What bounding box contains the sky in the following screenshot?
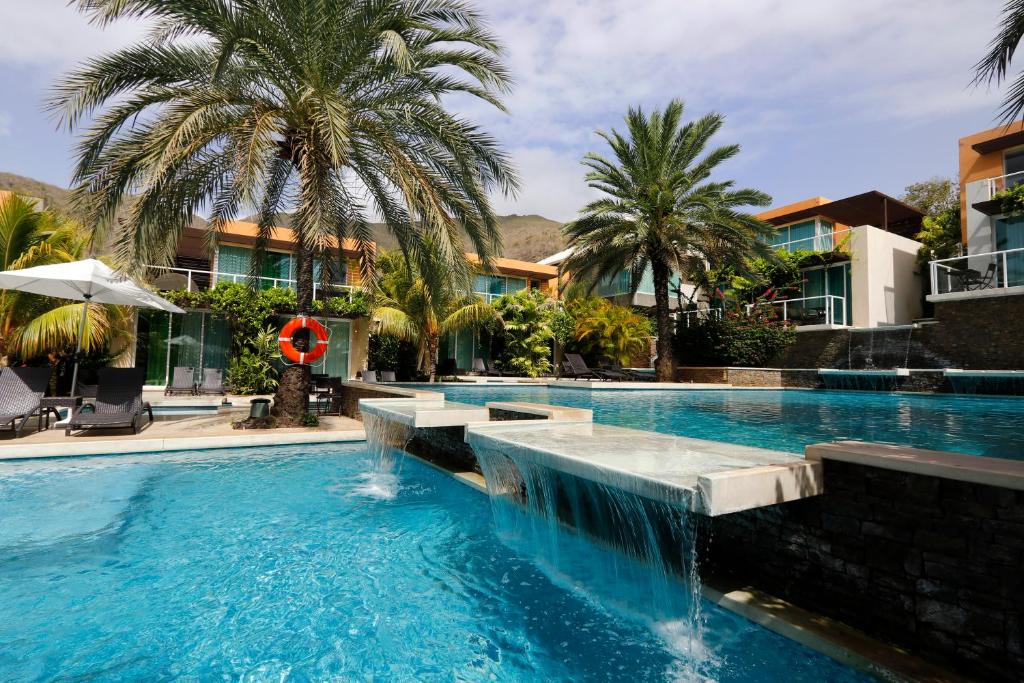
[0,0,1012,222]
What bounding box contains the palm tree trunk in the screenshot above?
[427,334,439,382]
[651,260,675,382]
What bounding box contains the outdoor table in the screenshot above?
[39,395,83,430]
[949,267,981,291]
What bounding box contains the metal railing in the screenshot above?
[767,228,850,254]
[144,265,360,300]
[745,294,848,327]
[677,308,723,328]
[929,247,1024,295]
[982,170,1024,200]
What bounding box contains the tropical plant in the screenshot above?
[0,193,128,361]
[674,306,795,368]
[974,0,1024,121]
[572,298,651,367]
[371,250,501,381]
[227,325,281,394]
[52,0,517,420]
[561,100,774,381]
[491,288,555,377]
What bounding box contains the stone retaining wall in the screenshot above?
[702,459,1024,681]
[675,367,820,388]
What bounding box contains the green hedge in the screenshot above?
[674,309,795,367]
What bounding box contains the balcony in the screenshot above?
[677,308,722,328]
[145,265,360,300]
[927,247,1024,301]
[745,294,849,329]
[968,171,1024,216]
[768,228,851,254]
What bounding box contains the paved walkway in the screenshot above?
[0,414,365,459]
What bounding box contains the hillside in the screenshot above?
[0,172,566,262]
[241,212,566,262]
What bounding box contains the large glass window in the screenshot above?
[322,320,351,378]
[770,219,836,253]
[995,216,1024,286]
[216,245,296,289]
[473,274,528,301]
[136,311,230,386]
[1004,148,1024,187]
[794,262,850,325]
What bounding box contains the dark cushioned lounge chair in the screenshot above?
[0,368,45,437]
[66,368,153,436]
[565,353,628,380]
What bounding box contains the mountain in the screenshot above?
[0,172,72,213]
[239,212,567,262]
[1,172,566,262]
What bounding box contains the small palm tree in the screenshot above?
[974,0,1024,121]
[573,298,651,368]
[492,288,555,377]
[51,0,517,420]
[0,194,127,361]
[371,251,500,381]
[562,100,774,382]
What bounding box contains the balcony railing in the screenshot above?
[145,265,360,300]
[677,308,722,328]
[767,228,850,254]
[745,294,848,327]
[981,170,1024,200]
[929,247,1024,296]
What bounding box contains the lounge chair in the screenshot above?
[483,359,506,377]
[0,368,44,437]
[197,368,225,395]
[12,367,53,394]
[565,353,627,380]
[471,357,487,375]
[165,366,196,396]
[379,370,397,382]
[603,360,655,382]
[66,368,153,436]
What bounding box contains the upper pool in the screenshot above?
[0,443,866,681]
[404,384,1024,459]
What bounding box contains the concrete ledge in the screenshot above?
[697,461,824,516]
[342,381,443,401]
[485,401,593,422]
[547,379,729,390]
[927,285,1024,303]
[358,399,488,428]
[806,440,1024,490]
[0,430,366,460]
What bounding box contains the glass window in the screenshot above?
[505,277,527,294]
[323,320,351,378]
[136,310,170,385]
[1005,149,1024,187]
[787,221,815,251]
[216,245,251,284]
[995,216,1024,286]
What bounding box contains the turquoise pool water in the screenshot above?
[0,444,866,681]
[407,385,1024,459]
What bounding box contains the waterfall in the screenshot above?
[471,440,709,671]
[358,410,414,499]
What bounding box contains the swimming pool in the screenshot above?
[0,443,866,681]
[406,384,1024,459]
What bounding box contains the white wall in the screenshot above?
[849,225,923,328]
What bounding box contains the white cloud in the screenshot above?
[489,146,600,221]
[1,0,145,66]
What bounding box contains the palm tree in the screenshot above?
[0,193,127,362]
[51,0,517,420]
[561,100,774,382]
[975,0,1024,121]
[371,251,500,381]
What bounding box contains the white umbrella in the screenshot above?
[0,258,185,392]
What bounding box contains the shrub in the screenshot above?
[573,298,651,367]
[674,308,795,367]
[491,289,555,377]
[227,326,281,394]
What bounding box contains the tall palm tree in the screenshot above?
[51,0,517,420]
[561,100,774,382]
[371,250,500,381]
[0,194,127,361]
[975,0,1024,122]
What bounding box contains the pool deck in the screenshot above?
[0,413,364,460]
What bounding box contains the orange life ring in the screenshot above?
[279,316,329,364]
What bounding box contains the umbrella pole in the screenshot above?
[70,297,90,395]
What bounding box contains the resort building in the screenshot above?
[754,191,924,329]
[932,122,1024,301]
[135,220,559,383]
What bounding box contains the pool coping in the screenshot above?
[0,430,366,460]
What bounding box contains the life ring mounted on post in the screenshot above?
[279,316,329,364]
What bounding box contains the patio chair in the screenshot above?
[314,377,343,415]
[379,370,397,382]
[483,359,507,377]
[66,368,153,436]
[0,368,45,437]
[165,366,196,396]
[602,360,655,382]
[12,367,53,394]
[361,370,378,383]
[197,368,225,395]
[967,263,997,290]
[471,357,487,375]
